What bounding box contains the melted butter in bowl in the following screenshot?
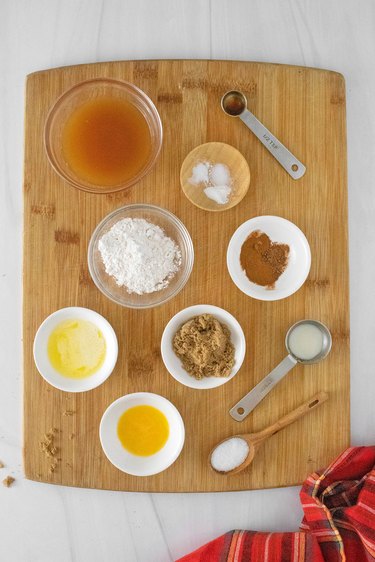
[33,307,118,392]
[47,318,106,379]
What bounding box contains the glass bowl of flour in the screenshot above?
[88,204,194,308]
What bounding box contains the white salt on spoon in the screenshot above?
[210,392,328,475]
[210,437,250,473]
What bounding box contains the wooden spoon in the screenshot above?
[180,142,250,212]
[210,392,328,475]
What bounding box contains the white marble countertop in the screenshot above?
[1,1,375,560]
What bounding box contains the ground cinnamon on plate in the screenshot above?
[240,230,289,289]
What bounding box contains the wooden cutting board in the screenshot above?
[23,60,349,492]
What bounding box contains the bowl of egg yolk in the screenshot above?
[33,307,118,392]
[99,393,185,476]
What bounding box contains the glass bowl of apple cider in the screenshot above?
[44,78,163,193]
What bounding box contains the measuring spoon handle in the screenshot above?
[255,392,329,441]
[239,109,306,180]
[229,354,297,421]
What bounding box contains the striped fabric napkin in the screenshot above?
[178,447,375,561]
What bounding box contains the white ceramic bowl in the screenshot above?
[227,216,311,301]
[161,304,246,389]
[33,307,118,392]
[99,393,185,476]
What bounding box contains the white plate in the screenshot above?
[33,307,118,392]
[99,393,185,476]
[227,216,311,301]
[161,304,246,389]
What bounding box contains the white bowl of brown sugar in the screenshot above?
[161,305,246,389]
[227,216,311,301]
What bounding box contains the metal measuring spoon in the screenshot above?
[221,90,306,180]
[229,320,332,421]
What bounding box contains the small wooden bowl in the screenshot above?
[180,142,250,212]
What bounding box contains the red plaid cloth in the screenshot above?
[178,447,375,562]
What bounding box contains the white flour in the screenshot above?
[98,218,182,295]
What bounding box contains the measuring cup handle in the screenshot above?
[239,110,306,180]
[229,355,297,421]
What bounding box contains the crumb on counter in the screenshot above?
[2,476,15,488]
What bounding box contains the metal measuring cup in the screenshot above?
[229,320,332,421]
[221,90,306,180]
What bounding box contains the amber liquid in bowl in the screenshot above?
[62,96,152,187]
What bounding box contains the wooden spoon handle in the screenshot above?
[255,392,328,442]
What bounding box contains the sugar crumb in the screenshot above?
[62,410,75,417]
[39,428,61,473]
[48,459,58,474]
[2,476,15,487]
[39,432,58,458]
